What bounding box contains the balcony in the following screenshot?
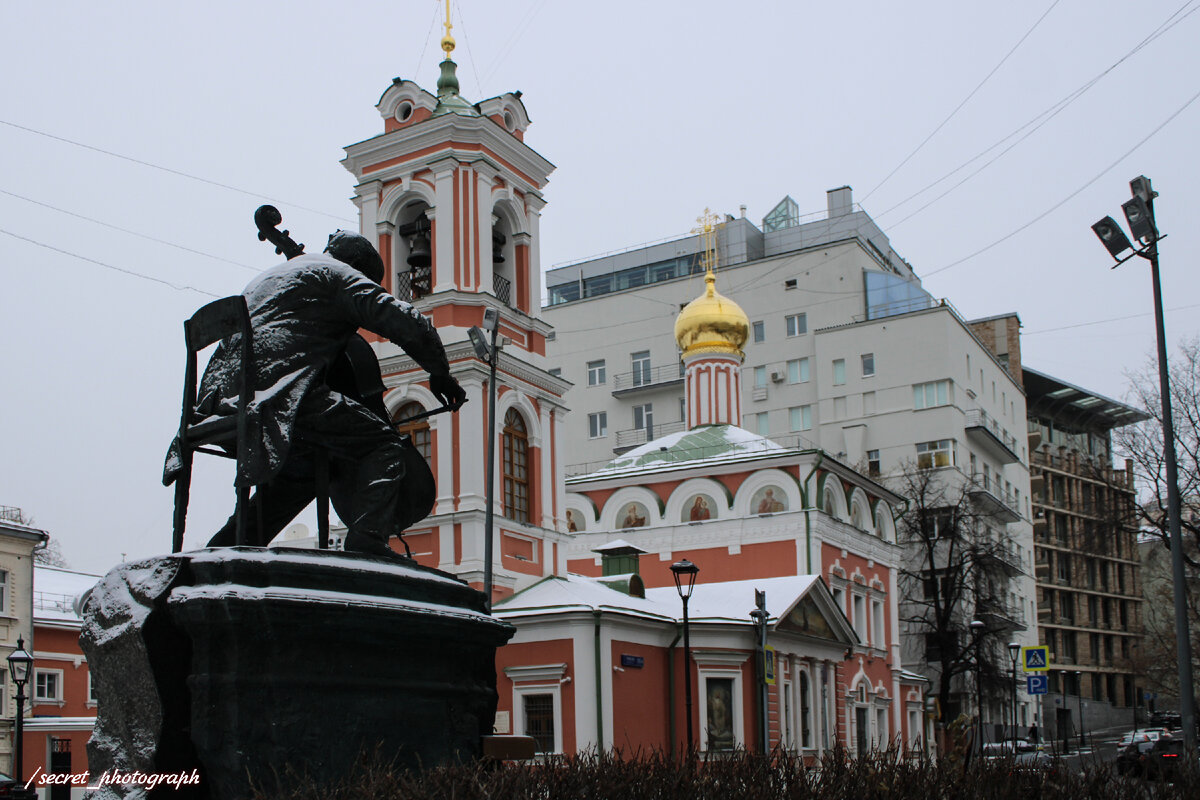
[976,599,1027,632]
[964,409,1020,464]
[976,541,1023,576]
[613,419,686,451]
[612,363,684,396]
[967,475,1021,523]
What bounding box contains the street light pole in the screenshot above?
[1074,670,1085,751]
[7,637,33,787]
[469,309,501,611]
[1093,177,1195,749]
[970,619,985,759]
[1008,643,1020,755]
[671,559,700,754]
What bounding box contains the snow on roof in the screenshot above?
[644,575,820,623]
[571,424,789,481]
[34,565,102,624]
[495,572,822,627]
[493,574,675,622]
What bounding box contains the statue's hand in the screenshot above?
[431,374,467,411]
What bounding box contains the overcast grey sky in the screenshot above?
[2,1,1197,572]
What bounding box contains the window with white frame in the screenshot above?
[506,665,566,754]
[876,707,889,747]
[831,585,845,613]
[0,669,6,716]
[789,405,812,432]
[782,681,794,749]
[872,599,885,648]
[785,313,807,337]
[908,707,924,751]
[752,321,765,343]
[631,351,652,387]
[916,439,954,470]
[913,380,952,409]
[522,692,557,753]
[586,359,606,386]
[756,412,769,436]
[832,359,846,386]
[799,669,813,748]
[852,594,867,642]
[699,664,746,752]
[587,412,607,439]
[88,670,97,705]
[0,569,8,613]
[867,449,880,476]
[754,366,768,387]
[787,357,809,384]
[633,404,653,435]
[861,353,875,377]
[35,669,62,703]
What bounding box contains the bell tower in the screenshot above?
[340,5,567,602]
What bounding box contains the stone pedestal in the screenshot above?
[80,548,513,799]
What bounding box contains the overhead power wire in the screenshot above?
[482,0,551,85]
[412,0,443,81]
[875,0,1199,227]
[0,119,354,224]
[1024,302,1200,335]
[861,0,1062,202]
[0,227,218,298]
[923,84,1200,279]
[454,0,485,98]
[0,188,260,273]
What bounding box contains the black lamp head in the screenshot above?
[1092,216,1133,259]
[1122,196,1158,244]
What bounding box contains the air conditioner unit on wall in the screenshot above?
[770,371,784,383]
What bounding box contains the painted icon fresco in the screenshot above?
[566,509,585,532]
[617,501,650,529]
[682,493,716,523]
[752,485,787,514]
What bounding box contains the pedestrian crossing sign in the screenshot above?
[1022,646,1049,671]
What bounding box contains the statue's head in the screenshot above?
[324,230,385,284]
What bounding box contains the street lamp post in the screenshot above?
[970,619,986,758]
[7,637,33,786]
[671,559,699,753]
[1080,671,1089,753]
[468,308,501,611]
[1007,642,1021,756]
[1093,176,1196,749]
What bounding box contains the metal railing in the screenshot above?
[612,363,684,392]
[394,267,432,302]
[964,408,1020,458]
[494,273,512,305]
[614,420,686,449]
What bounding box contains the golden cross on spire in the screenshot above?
[691,208,723,278]
[441,0,456,59]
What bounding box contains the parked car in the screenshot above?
[1144,736,1188,781]
[0,771,29,798]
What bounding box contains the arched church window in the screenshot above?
[503,409,530,523]
[392,402,432,465]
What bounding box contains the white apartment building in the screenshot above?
[543,187,1040,731]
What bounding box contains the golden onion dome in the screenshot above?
[674,270,750,360]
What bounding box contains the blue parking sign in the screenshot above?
[1027,674,1048,695]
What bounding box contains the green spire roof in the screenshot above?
[433,58,479,117]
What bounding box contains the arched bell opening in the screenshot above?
[491,213,516,307]
[393,201,433,301]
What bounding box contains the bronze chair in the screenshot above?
[171,296,254,552]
